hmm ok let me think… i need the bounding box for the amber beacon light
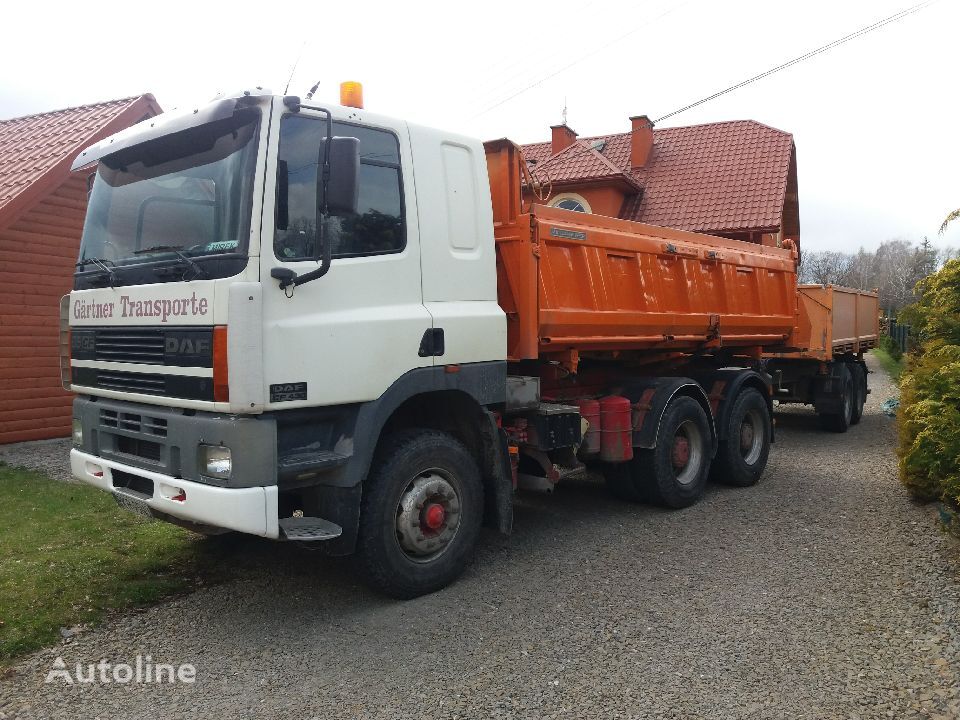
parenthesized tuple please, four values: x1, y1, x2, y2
(340, 81, 364, 109)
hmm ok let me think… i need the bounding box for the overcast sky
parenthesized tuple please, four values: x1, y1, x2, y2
(3, 0, 957, 252)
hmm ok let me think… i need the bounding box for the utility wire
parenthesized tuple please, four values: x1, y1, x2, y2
(466, 0, 606, 110)
(472, 0, 694, 119)
(655, 0, 938, 123)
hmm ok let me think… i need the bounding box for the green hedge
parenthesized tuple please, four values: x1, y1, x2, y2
(897, 259, 960, 504)
(879, 334, 903, 362)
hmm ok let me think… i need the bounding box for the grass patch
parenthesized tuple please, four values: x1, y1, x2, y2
(872, 348, 905, 382)
(0, 463, 226, 665)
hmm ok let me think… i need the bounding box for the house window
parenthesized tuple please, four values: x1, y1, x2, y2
(550, 193, 591, 213)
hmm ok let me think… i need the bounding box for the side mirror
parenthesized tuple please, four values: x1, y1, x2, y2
(324, 136, 360, 216)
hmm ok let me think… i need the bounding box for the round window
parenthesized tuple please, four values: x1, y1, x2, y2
(555, 198, 586, 212)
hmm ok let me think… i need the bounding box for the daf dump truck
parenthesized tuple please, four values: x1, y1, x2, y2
(63, 87, 876, 598)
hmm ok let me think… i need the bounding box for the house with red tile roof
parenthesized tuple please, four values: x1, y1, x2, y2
(0, 95, 161, 444)
(521, 115, 800, 251)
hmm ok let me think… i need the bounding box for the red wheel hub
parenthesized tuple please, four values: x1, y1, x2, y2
(422, 503, 446, 531)
(672, 436, 690, 468)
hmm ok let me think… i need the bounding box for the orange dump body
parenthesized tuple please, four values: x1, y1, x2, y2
(779, 284, 880, 360)
(485, 139, 800, 363)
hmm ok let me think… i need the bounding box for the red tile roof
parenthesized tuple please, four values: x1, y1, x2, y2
(533, 139, 641, 191)
(0, 95, 161, 228)
(522, 120, 795, 234)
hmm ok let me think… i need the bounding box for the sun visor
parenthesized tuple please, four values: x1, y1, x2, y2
(71, 97, 245, 171)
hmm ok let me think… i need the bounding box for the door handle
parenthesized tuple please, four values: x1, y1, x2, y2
(418, 328, 445, 357)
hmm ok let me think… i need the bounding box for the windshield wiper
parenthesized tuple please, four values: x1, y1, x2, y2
(76, 257, 117, 287)
(134, 245, 208, 280)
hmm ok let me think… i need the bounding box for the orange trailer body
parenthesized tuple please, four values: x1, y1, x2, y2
(485, 139, 799, 364)
(775, 284, 880, 361)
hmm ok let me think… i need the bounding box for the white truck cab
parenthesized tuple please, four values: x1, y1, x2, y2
(67, 89, 511, 597)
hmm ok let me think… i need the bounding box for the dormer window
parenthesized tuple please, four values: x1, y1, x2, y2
(550, 193, 591, 213)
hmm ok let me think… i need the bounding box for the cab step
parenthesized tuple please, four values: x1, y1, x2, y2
(276, 450, 349, 481)
(278, 516, 343, 541)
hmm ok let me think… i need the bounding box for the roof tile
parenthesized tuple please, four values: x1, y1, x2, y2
(0, 96, 157, 216)
(522, 120, 794, 234)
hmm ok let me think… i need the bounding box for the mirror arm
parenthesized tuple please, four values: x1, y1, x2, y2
(273, 110, 335, 291)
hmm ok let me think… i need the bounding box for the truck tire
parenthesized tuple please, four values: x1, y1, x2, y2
(356, 429, 483, 599)
(818, 364, 853, 433)
(849, 363, 867, 425)
(710, 387, 771, 487)
(634, 395, 711, 509)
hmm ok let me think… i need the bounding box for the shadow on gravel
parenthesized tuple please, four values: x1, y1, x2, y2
(183, 464, 746, 624)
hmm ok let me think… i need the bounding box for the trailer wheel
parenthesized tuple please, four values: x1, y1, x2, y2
(710, 388, 771, 487)
(849, 363, 867, 425)
(634, 395, 711, 508)
(356, 429, 483, 599)
(818, 364, 853, 433)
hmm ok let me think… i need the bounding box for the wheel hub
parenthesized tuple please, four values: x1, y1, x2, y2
(740, 421, 755, 453)
(671, 420, 704, 486)
(672, 436, 691, 468)
(421, 503, 446, 531)
(739, 408, 765, 464)
(396, 472, 461, 561)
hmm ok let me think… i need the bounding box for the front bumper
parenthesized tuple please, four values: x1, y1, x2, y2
(71, 449, 280, 538)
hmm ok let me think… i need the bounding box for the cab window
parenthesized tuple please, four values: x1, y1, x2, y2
(274, 116, 405, 260)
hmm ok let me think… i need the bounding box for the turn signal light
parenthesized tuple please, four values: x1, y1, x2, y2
(340, 81, 363, 109)
(213, 326, 229, 403)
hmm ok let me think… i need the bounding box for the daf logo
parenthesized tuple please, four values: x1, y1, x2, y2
(165, 337, 210, 356)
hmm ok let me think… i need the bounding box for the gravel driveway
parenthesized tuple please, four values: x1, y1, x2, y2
(2, 354, 958, 719)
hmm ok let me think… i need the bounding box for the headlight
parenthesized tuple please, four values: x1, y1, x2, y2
(72, 419, 83, 447)
(198, 444, 232, 479)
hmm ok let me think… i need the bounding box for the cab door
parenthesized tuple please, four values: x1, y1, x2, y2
(259, 103, 432, 410)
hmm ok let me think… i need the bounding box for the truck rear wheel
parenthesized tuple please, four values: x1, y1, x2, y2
(356, 429, 483, 599)
(710, 387, 771, 487)
(849, 363, 867, 425)
(818, 364, 853, 433)
(634, 395, 711, 509)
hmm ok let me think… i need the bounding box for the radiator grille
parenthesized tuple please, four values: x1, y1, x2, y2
(73, 366, 214, 401)
(116, 435, 163, 461)
(97, 371, 167, 395)
(95, 328, 165, 365)
(100, 409, 168, 437)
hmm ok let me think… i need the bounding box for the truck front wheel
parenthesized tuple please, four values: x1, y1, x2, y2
(356, 429, 483, 599)
(635, 395, 711, 509)
(710, 388, 771, 487)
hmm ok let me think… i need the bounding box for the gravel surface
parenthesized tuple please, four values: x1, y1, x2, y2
(0, 438, 73, 483)
(2, 354, 959, 719)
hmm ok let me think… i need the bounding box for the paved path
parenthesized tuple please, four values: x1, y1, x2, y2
(2, 354, 958, 719)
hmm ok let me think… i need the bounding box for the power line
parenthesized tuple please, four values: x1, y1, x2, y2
(472, 0, 695, 119)
(466, 0, 606, 109)
(654, 0, 938, 124)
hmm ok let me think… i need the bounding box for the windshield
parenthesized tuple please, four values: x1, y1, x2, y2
(76, 109, 260, 287)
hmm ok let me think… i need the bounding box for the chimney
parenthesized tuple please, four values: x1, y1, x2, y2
(550, 124, 578, 155)
(629, 115, 654, 168)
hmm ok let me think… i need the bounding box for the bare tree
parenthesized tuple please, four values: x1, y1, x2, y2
(799, 250, 854, 285)
(798, 239, 944, 315)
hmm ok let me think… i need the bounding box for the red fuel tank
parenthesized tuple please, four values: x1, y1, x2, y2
(578, 398, 601, 455)
(599, 395, 633, 462)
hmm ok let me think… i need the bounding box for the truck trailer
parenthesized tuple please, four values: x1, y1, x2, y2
(63, 87, 876, 598)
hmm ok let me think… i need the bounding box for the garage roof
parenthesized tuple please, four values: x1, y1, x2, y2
(0, 94, 162, 229)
